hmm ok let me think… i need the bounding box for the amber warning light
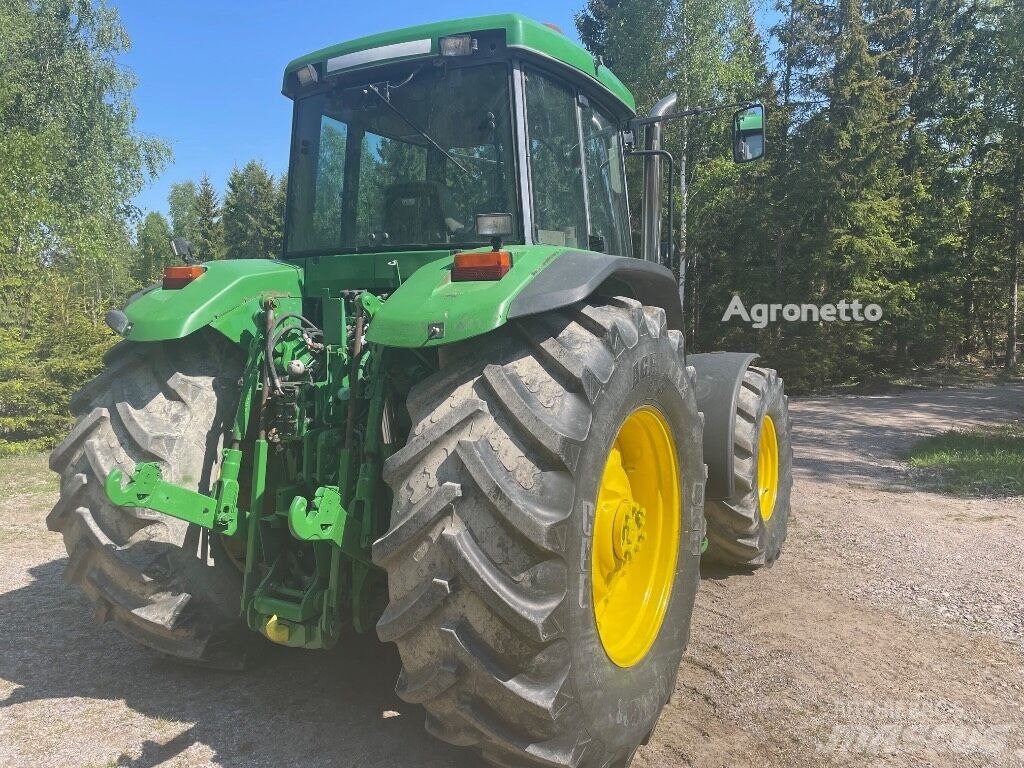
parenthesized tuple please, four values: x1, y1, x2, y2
(451, 251, 512, 281)
(163, 265, 206, 290)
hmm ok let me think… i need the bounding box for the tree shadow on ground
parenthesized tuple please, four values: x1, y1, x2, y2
(791, 384, 1024, 485)
(1, 559, 764, 767)
(0, 558, 477, 768)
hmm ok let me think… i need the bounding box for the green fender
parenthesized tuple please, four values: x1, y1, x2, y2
(115, 259, 304, 344)
(365, 245, 563, 347)
(366, 246, 682, 348)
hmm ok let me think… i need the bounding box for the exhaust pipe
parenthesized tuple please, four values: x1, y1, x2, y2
(641, 93, 678, 263)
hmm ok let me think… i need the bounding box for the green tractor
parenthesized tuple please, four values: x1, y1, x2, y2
(48, 14, 792, 767)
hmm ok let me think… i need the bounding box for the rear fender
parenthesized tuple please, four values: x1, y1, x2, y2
(366, 247, 682, 348)
(507, 250, 683, 330)
(689, 352, 759, 500)
(114, 259, 304, 344)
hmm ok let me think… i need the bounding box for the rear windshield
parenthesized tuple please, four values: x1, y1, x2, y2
(284, 63, 519, 255)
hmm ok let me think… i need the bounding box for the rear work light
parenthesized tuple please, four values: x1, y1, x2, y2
(439, 34, 477, 56)
(451, 251, 512, 282)
(163, 265, 206, 289)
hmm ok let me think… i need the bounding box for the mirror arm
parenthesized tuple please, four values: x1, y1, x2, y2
(629, 100, 760, 131)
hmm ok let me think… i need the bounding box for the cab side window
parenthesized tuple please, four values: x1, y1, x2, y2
(524, 68, 587, 248)
(580, 100, 630, 255)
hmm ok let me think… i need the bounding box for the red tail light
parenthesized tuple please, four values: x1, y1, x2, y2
(163, 265, 206, 289)
(451, 251, 512, 282)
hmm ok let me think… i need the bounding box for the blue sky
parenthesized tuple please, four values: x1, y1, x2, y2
(121, 2, 588, 217)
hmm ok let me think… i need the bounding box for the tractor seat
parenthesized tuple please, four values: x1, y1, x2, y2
(382, 181, 447, 244)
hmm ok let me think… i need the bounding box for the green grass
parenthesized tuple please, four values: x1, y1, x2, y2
(906, 425, 1024, 497)
(0, 451, 56, 496)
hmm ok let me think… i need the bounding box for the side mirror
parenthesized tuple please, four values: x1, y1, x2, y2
(732, 105, 765, 164)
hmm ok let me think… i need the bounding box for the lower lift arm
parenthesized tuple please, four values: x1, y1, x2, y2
(105, 449, 245, 536)
(104, 448, 363, 558)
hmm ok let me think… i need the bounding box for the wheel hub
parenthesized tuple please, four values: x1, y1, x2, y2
(611, 500, 646, 562)
(591, 407, 681, 668)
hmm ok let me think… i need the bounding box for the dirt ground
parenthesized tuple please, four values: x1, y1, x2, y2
(1, 384, 1022, 768)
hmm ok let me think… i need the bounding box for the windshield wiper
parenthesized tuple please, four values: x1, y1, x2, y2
(366, 84, 470, 175)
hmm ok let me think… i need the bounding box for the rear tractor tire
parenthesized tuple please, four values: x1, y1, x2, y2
(47, 330, 248, 668)
(703, 365, 793, 567)
(373, 298, 706, 768)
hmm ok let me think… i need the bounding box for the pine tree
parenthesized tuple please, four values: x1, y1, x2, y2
(993, 0, 1024, 368)
(193, 174, 224, 260)
(223, 161, 282, 260)
(803, 0, 908, 381)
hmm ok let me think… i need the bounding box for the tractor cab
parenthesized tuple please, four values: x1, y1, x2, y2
(281, 15, 637, 260)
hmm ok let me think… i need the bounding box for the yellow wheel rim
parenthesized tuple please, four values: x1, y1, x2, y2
(592, 406, 680, 668)
(757, 415, 779, 521)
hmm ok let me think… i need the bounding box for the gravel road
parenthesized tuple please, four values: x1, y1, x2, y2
(1, 383, 1022, 768)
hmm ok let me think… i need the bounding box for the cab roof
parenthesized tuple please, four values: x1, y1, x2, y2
(282, 13, 636, 116)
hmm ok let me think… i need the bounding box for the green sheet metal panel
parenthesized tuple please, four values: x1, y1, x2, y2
(123, 259, 303, 343)
(282, 14, 635, 114)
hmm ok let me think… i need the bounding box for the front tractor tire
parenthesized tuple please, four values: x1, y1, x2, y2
(373, 298, 705, 768)
(704, 366, 793, 567)
(47, 331, 247, 668)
